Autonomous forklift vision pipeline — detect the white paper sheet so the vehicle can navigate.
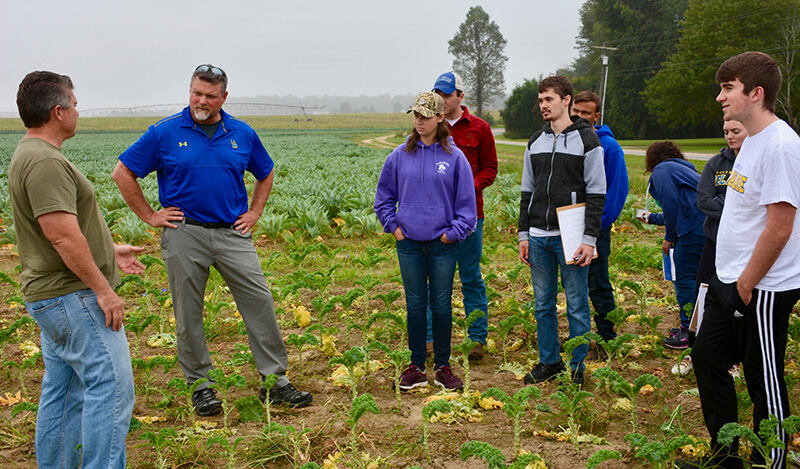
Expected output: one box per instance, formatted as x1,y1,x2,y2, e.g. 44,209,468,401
556,203,597,264
689,283,708,334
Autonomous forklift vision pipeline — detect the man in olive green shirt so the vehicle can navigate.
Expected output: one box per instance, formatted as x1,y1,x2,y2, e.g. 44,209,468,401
8,71,144,469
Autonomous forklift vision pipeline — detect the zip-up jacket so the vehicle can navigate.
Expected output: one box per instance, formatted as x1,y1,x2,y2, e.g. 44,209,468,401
518,116,606,246
645,158,705,243
374,136,476,242
595,125,629,231
697,147,736,241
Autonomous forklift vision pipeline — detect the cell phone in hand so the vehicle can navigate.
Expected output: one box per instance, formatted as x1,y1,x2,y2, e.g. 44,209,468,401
635,209,648,221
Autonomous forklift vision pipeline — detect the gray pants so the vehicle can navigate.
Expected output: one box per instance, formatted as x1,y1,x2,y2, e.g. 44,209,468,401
161,221,289,389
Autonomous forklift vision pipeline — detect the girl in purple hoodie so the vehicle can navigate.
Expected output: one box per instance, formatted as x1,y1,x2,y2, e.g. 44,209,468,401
374,92,476,392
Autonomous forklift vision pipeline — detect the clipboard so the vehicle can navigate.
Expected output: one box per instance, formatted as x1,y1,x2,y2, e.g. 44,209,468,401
556,203,598,264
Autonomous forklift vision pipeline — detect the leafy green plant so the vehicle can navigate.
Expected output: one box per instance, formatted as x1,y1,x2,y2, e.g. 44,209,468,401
368,340,411,406
351,247,388,268
125,312,160,356
586,449,622,469
208,368,246,432
166,377,208,425
596,367,662,432
374,290,402,312
348,393,380,448
261,374,279,426
140,427,177,469
365,310,406,345
207,435,245,469
459,440,506,469
597,332,638,364
421,399,452,460
5,351,41,397
459,440,545,469
624,431,696,469
286,332,320,364
718,415,800,469
552,386,594,448
481,386,542,457
131,354,177,404
452,310,484,393
0,316,34,363
329,346,368,399
489,313,525,364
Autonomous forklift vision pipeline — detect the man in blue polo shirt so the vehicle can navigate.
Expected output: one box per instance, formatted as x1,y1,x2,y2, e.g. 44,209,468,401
112,64,312,415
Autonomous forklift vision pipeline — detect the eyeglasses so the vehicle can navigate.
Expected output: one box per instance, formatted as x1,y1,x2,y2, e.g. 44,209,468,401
194,64,226,77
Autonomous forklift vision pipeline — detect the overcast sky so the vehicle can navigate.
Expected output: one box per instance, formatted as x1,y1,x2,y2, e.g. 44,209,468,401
1,0,586,113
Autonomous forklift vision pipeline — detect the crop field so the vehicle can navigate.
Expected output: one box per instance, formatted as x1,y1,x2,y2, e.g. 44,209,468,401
1,118,799,468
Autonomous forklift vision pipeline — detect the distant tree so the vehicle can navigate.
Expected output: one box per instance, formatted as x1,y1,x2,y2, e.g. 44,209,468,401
568,0,688,139
448,6,508,118
500,78,545,139
644,0,800,131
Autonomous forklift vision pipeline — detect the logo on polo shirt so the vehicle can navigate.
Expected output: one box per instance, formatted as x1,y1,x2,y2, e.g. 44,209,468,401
178,141,188,147
230,139,238,149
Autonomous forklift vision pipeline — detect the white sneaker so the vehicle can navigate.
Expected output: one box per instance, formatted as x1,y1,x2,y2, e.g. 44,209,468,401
671,356,693,376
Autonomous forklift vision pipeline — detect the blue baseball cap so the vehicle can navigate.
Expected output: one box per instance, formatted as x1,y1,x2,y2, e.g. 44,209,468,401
433,71,463,95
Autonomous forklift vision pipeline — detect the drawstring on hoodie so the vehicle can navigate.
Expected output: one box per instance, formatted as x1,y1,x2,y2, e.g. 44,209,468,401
417,141,438,184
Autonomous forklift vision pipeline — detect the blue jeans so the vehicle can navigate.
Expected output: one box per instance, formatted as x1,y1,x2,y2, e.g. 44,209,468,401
26,289,134,469
528,235,591,373
588,227,616,341
426,218,488,344
673,223,705,327
397,238,458,369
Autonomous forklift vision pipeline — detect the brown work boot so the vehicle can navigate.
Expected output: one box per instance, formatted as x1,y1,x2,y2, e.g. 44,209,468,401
468,343,484,361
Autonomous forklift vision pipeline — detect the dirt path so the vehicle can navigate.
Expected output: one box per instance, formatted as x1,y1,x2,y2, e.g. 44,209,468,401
361,134,396,149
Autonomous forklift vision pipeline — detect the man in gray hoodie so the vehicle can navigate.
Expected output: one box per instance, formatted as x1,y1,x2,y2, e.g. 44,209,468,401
518,75,606,386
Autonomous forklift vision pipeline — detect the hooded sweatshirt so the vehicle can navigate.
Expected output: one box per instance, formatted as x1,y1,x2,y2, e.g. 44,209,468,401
646,158,705,242
374,136,477,242
595,125,629,231
696,147,736,241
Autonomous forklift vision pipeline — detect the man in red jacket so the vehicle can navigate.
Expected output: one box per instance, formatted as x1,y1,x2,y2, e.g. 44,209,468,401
428,71,498,360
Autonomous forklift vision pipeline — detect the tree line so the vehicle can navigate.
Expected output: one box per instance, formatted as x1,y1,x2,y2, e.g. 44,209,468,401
500,0,800,139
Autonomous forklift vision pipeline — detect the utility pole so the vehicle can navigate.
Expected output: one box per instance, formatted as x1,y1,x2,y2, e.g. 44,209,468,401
590,45,618,126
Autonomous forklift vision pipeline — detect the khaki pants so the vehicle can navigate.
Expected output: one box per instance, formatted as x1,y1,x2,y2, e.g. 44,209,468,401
161,221,289,389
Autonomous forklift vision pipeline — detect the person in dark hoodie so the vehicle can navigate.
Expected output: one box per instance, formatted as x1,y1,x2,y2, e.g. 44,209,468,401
374,91,477,393
518,76,606,386
640,141,705,349
671,120,747,376
571,91,629,348
697,120,747,287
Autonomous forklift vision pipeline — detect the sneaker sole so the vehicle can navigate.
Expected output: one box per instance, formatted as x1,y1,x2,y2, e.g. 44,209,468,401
195,406,222,417
664,342,689,350
398,381,428,392
268,394,313,408
433,379,463,391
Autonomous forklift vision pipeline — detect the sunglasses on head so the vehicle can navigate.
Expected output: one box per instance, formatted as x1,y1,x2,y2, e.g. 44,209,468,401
194,64,226,77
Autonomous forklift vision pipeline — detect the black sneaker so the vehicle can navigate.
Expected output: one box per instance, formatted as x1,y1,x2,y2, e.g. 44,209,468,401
260,382,313,408
192,388,222,416
523,362,566,384
664,327,689,350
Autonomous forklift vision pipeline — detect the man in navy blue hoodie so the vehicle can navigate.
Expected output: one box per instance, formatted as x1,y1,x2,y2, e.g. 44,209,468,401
572,91,629,348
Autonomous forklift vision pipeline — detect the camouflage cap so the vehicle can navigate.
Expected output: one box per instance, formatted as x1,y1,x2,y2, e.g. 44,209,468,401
407,92,444,118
